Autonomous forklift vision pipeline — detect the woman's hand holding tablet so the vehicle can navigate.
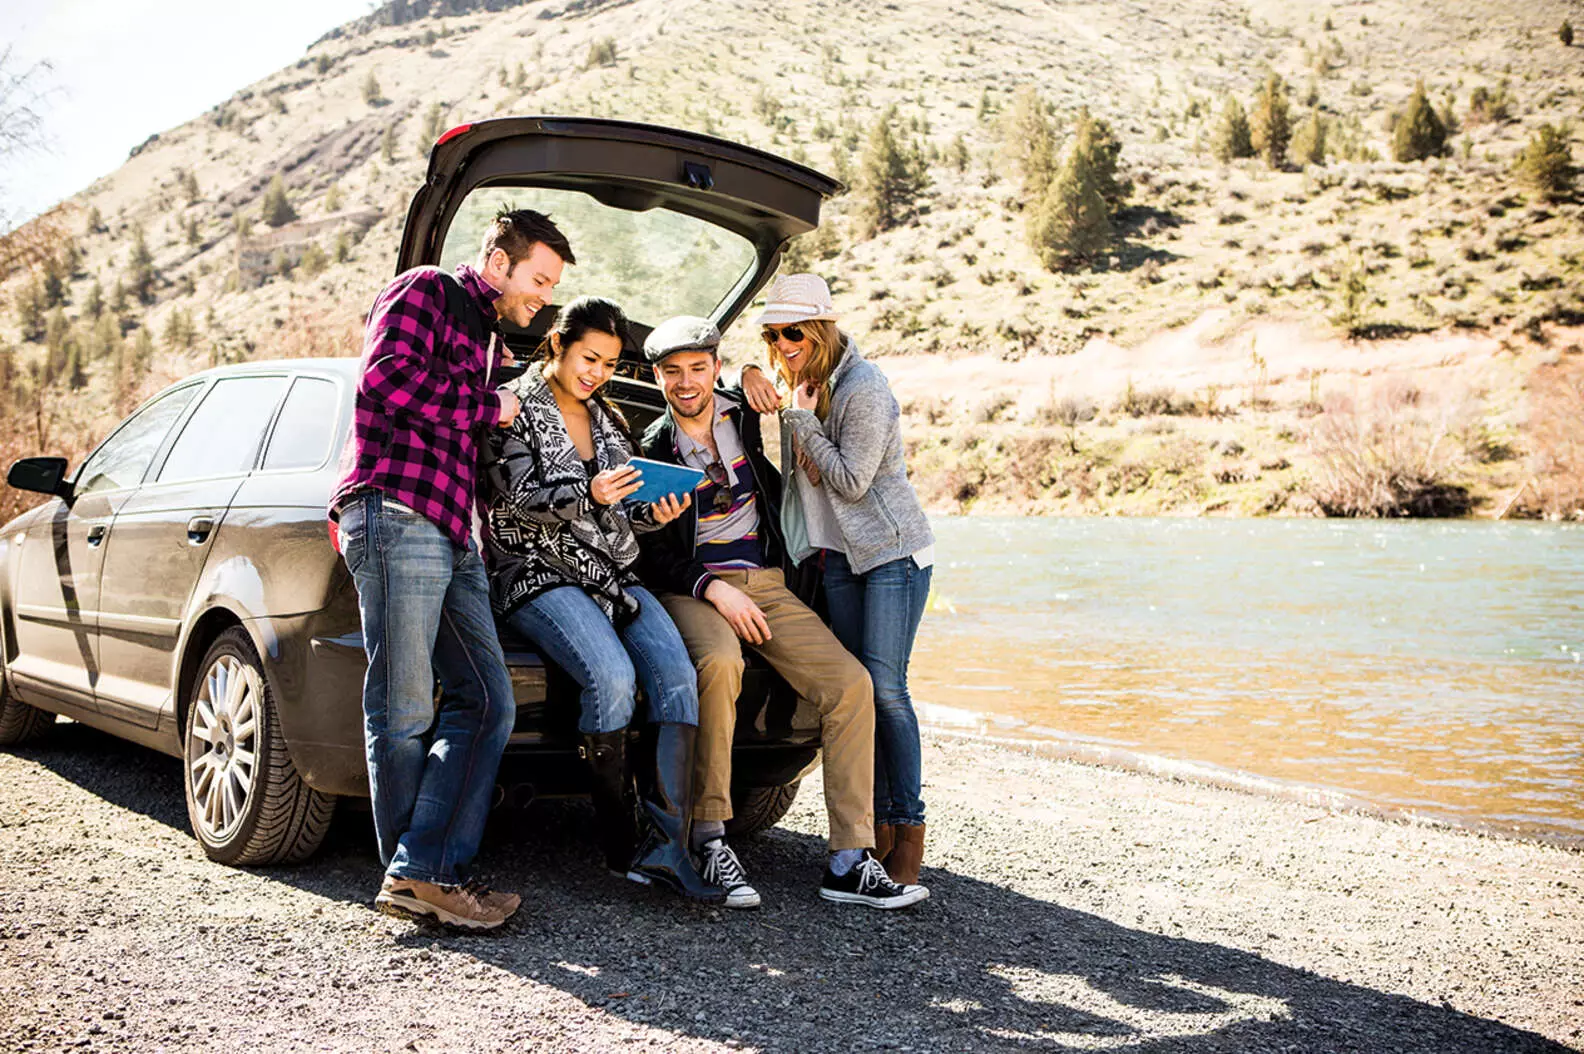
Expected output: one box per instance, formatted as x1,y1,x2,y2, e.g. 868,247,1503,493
621,457,707,507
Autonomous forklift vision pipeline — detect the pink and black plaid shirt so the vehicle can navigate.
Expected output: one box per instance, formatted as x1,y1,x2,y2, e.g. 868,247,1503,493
330,264,505,549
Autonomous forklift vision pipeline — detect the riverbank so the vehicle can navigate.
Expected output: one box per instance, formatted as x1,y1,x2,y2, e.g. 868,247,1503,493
1,724,1578,1052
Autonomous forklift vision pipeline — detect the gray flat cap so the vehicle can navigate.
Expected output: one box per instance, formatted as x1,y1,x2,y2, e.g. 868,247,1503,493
643,315,721,364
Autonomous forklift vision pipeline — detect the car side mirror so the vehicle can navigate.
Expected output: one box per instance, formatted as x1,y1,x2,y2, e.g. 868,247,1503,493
7,457,73,500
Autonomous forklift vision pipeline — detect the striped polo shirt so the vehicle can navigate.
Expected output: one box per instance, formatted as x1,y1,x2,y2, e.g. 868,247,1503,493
676,395,764,571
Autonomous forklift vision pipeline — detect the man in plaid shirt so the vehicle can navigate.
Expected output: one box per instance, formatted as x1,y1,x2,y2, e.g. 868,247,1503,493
330,209,574,930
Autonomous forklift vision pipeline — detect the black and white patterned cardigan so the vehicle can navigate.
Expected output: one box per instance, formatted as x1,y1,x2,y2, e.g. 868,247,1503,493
484,368,659,624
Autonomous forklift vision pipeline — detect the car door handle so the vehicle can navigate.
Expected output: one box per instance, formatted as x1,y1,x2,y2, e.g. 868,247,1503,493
86,524,108,547
186,516,215,545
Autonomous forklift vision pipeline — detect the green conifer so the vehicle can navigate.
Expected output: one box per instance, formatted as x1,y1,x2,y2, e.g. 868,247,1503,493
1212,96,1255,163
1393,80,1448,162
261,174,297,228
1515,123,1574,202
1028,141,1111,270
1250,74,1292,169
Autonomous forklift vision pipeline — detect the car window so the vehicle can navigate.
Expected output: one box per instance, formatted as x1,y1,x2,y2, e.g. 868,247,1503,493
439,186,758,327
261,378,341,471
157,377,290,484
74,385,201,497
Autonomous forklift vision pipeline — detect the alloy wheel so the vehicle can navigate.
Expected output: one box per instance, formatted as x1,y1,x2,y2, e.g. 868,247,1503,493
186,654,261,843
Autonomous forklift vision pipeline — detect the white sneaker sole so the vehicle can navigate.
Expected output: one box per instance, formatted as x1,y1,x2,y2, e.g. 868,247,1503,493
724,887,762,909
375,890,506,931
819,885,930,909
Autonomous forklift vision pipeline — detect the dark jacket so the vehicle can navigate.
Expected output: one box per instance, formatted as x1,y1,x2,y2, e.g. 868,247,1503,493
635,389,786,599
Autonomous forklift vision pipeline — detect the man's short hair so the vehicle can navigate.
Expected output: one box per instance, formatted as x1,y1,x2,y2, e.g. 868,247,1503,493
480,207,576,269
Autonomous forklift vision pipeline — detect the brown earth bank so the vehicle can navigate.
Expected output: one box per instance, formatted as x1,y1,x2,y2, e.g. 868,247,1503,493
1,722,1580,1053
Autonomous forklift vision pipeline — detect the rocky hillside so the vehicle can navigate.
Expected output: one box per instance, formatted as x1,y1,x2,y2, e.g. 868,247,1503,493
3,0,1582,522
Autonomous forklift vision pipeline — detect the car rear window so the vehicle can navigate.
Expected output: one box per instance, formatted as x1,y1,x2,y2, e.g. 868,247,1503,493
439,187,758,328
261,377,341,471
157,376,290,484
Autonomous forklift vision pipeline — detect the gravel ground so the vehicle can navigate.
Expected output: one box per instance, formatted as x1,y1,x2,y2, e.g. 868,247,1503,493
1,723,1580,1053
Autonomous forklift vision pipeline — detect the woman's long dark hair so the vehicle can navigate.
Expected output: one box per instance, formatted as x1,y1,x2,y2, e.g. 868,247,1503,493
540,295,637,450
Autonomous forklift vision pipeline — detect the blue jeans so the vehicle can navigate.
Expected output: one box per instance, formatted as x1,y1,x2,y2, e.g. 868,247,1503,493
340,494,517,886
823,550,931,827
503,585,698,733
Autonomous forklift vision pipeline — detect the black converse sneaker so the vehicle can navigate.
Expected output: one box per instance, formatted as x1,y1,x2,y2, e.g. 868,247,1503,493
819,850,929,909
697,838,761,909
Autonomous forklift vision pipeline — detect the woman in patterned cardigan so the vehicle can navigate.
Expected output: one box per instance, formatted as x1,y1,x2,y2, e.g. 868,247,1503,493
484,296,721,904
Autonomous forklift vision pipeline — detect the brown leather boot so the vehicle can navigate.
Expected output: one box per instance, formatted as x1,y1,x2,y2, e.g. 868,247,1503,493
887,824,925,885
874,823,896,864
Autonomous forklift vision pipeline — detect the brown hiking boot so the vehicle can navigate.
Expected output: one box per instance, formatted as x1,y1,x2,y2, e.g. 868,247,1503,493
375,876,511,931
887,824,926,886
461,878,522,919
874,823,896,865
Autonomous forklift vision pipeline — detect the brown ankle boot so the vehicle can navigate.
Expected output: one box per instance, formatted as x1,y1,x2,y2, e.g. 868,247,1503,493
887,824,925,885
874,823,896,864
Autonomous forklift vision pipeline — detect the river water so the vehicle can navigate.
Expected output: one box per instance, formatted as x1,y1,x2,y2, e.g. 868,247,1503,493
912,517,1584,843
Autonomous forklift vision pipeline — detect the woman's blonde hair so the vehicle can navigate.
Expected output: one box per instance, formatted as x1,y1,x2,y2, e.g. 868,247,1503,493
766,319,844,419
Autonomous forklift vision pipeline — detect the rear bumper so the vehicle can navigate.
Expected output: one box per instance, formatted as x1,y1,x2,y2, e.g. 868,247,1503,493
267,616,823,799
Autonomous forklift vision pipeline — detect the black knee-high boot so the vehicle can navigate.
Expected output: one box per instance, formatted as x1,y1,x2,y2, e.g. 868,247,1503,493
580,730,637,876
628,723,725,903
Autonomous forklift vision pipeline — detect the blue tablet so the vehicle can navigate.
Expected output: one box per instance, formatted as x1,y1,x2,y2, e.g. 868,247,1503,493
622,457,705,506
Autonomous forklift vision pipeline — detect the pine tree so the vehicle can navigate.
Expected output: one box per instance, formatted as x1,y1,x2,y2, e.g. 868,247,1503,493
362,72,383,106
133,324,154,366
44,308,70,383
856,107,923,238
88,313,121,364
1073,109,1128,213
1004,86,1058,199
950,133,970,172
14,275,45,341
64,335,87,390
1250,74,1291,169
184,215,201,246
1516,123,1574,202
1562,21,1575,46
1212,96,1255,162
84,280,104,320
324,183,343,212
1028,141,1111,270
127,226,156,305
1290,110,1328,167
416,102,445,156
261,174,297,228
1393,80,1448,162
382,123,397,163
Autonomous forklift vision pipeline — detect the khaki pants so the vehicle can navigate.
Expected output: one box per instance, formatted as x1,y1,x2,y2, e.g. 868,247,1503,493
660,568,875,850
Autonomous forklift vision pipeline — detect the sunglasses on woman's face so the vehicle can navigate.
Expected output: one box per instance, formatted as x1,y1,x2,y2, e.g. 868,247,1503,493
761,325,806,345
706,461,732,512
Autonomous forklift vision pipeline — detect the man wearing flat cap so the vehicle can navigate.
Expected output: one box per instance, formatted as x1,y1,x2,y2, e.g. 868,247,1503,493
633,316,928,910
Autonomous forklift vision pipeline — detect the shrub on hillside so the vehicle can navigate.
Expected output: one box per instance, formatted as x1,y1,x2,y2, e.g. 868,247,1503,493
1527,354,1584,517
361,72,383,106
125,226,156,305
261,174,297,228
1562,21,1575,46
1306,385,1471,517
855,106,927,238
1250,74,1291,169
1027,141,1110,269
585,37,618,69
1393,81,1448,162
1465,83,1511,126
1212,96,1255,163
1290,110,1328,168
1515,124,1574,202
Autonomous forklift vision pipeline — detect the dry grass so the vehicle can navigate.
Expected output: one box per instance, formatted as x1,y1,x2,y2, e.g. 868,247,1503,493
1305,381,1474,517
1524,351,1584,518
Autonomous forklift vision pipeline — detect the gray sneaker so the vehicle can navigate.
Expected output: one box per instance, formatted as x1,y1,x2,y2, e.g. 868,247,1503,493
697,838,761,909
376,876,512,930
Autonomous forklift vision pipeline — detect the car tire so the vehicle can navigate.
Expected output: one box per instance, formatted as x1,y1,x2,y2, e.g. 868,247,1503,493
724,779,802,838
183,627,335,866
0,671,56,746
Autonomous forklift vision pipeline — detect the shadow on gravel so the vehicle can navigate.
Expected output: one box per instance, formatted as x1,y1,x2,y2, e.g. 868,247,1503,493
19,724,1569,1054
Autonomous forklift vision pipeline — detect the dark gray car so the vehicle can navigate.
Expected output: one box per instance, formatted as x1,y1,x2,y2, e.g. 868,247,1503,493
0,117,841,866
